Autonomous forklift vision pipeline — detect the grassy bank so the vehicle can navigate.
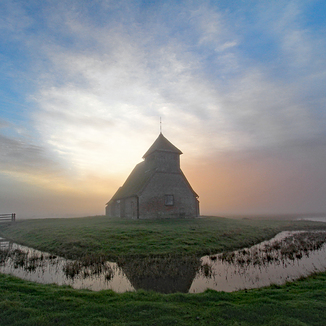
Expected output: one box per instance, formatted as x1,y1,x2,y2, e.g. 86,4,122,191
0,215,325,260
1,272,326,326
1,216,326,325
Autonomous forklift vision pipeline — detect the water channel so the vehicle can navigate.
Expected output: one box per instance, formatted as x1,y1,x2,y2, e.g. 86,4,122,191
1,231,326,293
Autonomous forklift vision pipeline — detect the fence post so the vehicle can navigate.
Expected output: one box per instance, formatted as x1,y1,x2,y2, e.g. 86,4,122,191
12,213,16,222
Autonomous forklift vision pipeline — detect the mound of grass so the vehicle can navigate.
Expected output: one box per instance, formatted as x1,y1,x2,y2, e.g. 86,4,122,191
0,215,325,260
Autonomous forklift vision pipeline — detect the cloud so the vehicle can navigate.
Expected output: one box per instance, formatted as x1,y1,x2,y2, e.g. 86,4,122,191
0,133,56,173
0,1,32,34
0,119,10,129
23,0,324,170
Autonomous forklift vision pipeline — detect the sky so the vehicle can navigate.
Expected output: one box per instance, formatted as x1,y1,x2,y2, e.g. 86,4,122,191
1,0,326,219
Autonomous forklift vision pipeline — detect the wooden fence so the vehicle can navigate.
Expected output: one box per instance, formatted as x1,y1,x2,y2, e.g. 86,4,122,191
0,237,12,250
0,213,16,222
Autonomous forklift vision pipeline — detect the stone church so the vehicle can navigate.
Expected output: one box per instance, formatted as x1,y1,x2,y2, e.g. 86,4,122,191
105,133,199,219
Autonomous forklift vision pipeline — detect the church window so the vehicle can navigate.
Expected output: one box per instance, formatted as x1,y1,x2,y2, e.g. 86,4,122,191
165,195,174,206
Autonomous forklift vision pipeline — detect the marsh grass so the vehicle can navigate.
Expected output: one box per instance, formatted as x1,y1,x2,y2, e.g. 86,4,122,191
63,256,114,279
0,246,115,280
0,248,49,273
212,231,326,273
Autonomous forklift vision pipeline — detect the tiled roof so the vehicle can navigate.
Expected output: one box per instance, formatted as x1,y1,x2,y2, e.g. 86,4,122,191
107,161,155,203
142,133,182,158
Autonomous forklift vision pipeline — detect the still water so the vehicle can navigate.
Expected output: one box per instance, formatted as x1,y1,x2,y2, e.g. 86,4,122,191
298,216,326,223
1,231,326,293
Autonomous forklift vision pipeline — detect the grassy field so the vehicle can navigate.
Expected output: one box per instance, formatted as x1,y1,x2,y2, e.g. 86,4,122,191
1,215,326,325
1,272,326,326
0,215,325,260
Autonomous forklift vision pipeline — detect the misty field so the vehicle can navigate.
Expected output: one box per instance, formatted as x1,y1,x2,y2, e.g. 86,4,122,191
1,215,326,325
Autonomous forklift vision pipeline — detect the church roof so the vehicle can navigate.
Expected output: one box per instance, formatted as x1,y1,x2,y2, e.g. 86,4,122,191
107,161,155,203
142,133,182,158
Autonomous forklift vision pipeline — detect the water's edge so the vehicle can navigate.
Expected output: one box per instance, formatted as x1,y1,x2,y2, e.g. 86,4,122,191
1,231,326,293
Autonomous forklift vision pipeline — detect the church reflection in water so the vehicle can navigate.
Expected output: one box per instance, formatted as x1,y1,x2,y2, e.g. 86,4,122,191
117,256,201,293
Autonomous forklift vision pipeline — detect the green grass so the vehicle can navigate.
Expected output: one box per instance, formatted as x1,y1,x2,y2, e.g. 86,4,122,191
1,216,326,325
1,272,326,325
0,215,325,260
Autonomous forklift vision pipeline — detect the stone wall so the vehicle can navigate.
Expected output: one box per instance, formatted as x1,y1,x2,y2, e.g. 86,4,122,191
106,196,138,218
145,152,180,173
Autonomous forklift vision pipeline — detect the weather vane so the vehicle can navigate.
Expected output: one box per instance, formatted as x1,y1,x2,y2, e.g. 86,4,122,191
160,117,162,134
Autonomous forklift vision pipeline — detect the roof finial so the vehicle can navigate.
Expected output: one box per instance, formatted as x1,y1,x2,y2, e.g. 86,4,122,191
160,117,162,134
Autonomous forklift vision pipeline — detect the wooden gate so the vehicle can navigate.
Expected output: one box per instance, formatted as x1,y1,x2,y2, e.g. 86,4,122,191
0,213,16,222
